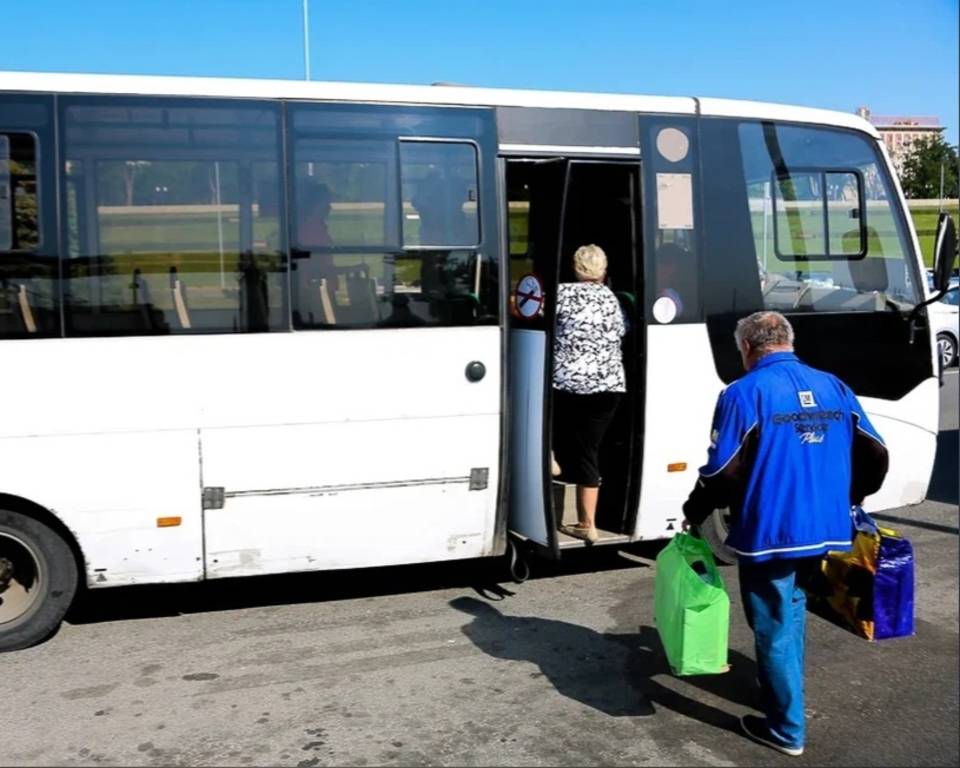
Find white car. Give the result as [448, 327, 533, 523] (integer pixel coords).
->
[929, 283, 959, 369]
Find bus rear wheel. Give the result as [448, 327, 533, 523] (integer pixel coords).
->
[0, 509, 79, 652]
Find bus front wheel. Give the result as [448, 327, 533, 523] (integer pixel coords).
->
[0, 508, 79, 652]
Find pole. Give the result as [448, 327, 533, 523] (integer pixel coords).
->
[302, 0, 311, 81]
[214, 161, 225, 289]
[939, 161, 945, 214]
[762, 181, 770, 274]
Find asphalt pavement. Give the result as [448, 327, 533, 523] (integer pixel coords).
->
[2, 373, 957, 767]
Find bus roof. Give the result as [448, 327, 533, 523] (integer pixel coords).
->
[0, 70, 879, 138]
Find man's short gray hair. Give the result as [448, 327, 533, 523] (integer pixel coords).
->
[734, 311, 795, 352]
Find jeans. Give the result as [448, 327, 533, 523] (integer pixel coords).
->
[738, 557, 819, 748]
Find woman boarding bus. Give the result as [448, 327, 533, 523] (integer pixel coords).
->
[0, 70, 953, 650]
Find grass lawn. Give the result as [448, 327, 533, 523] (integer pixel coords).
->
[909, 205, 959, 267]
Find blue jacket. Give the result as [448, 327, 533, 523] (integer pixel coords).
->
[683, 352, 888, 562]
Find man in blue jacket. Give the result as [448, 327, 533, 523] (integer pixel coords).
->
[683, 311, 888, 757]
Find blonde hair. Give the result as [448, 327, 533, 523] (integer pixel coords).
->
[573, 244, 607, 282]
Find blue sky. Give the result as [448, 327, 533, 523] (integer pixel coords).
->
[3, 0, 958, 143]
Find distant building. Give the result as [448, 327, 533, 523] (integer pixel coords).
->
[856, 106, 945, 177]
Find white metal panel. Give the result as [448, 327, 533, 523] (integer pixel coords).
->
[0, 72, 881, 135]
[0, 328, 499, 436]
[634, 324, 725, 541]
[203, 418, 498, 576]
[860, 377, 940, 510]
[0, 70, 694, 115]
[698, 97, 879, 138]
[0, 431, 203, 586]
[635, 325, 940, 540]
[0, 326, 501, 584]
[200, 326, 502, 577]
[507, 329, 549, 545]
[861, 413, 937, 511]
[860, 376, 940, 438]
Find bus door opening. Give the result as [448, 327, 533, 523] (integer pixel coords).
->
[506, 158, 644, 553]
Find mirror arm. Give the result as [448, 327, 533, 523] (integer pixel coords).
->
[908, 286, 959, 385]
[906, 287, 952, 329]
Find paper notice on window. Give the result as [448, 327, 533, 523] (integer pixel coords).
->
[656, 172, 694, 230]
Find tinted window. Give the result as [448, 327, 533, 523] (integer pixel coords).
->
[738, 122, 919, 313]
[700, 118, 931, 399]
[60, 97, 287, 336]
[400, 141, 479, 247]
[0, 96, 58, 339]
[767, 169, 864, 260]
[0, 133, 39, 251]
[289, 104, 496, 330]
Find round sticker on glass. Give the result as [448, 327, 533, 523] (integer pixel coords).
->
[652, 295, 678, 324]
[514, 274, 545, 319]
[656, 128, 690, 163]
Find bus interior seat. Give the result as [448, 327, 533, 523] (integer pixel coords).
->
[318, 278, 337, 324]
[345, 271, 379, 324]
[849, 255, 889, 295]
[17, 284, 37, 333]
[169, 267, 192, 330]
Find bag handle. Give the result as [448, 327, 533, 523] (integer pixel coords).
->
[852, 505, 878, 535]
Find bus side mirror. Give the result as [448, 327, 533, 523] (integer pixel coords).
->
[933, 212, 957, 293]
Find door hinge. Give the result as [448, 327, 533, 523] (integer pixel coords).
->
[202, 486, 225, 510]
[469, 468, 489, 491]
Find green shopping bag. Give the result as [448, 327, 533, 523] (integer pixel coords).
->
[653, 532, 730, 675]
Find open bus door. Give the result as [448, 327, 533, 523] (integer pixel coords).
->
[506, 156, 645, 564]
[507, 158, 567, 559]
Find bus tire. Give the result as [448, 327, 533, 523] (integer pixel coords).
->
[700, 508, 738, 566]
[0, 508, 79, 652]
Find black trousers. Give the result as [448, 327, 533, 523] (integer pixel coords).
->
[552, 389, 622, 488]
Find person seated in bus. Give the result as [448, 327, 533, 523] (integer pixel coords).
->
[295, 182, 338, 321]
[551, 244, 627, 544]
[297, 182, 334, 248]
[411, 171, 472, 247]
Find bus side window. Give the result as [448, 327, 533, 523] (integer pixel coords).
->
[290, 136, 397, 329]
[0, 133, 40, 252]
[60, 97, 288, 337]
[289, 122, 492, 330]
[0, 95, 60, 340]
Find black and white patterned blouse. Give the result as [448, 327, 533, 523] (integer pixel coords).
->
[552, 282, 626, 394]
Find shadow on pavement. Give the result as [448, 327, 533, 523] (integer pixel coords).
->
[66, 540, 661, 627]
[450, 596, 755, 732]
[925, 428, 958, 505]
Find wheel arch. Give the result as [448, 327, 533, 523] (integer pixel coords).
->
[0, 493, 87, 582]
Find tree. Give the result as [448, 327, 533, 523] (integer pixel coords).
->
[900, 135, 959, 199]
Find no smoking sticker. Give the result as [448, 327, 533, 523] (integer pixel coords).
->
[514, 274, 545, 319]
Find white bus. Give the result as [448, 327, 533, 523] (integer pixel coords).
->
[0, 72, 954, 651]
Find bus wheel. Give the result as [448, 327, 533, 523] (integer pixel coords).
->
[700, 509, 737, 566]
[0, 509, 79, 652]
[505, 538, 531, 584]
